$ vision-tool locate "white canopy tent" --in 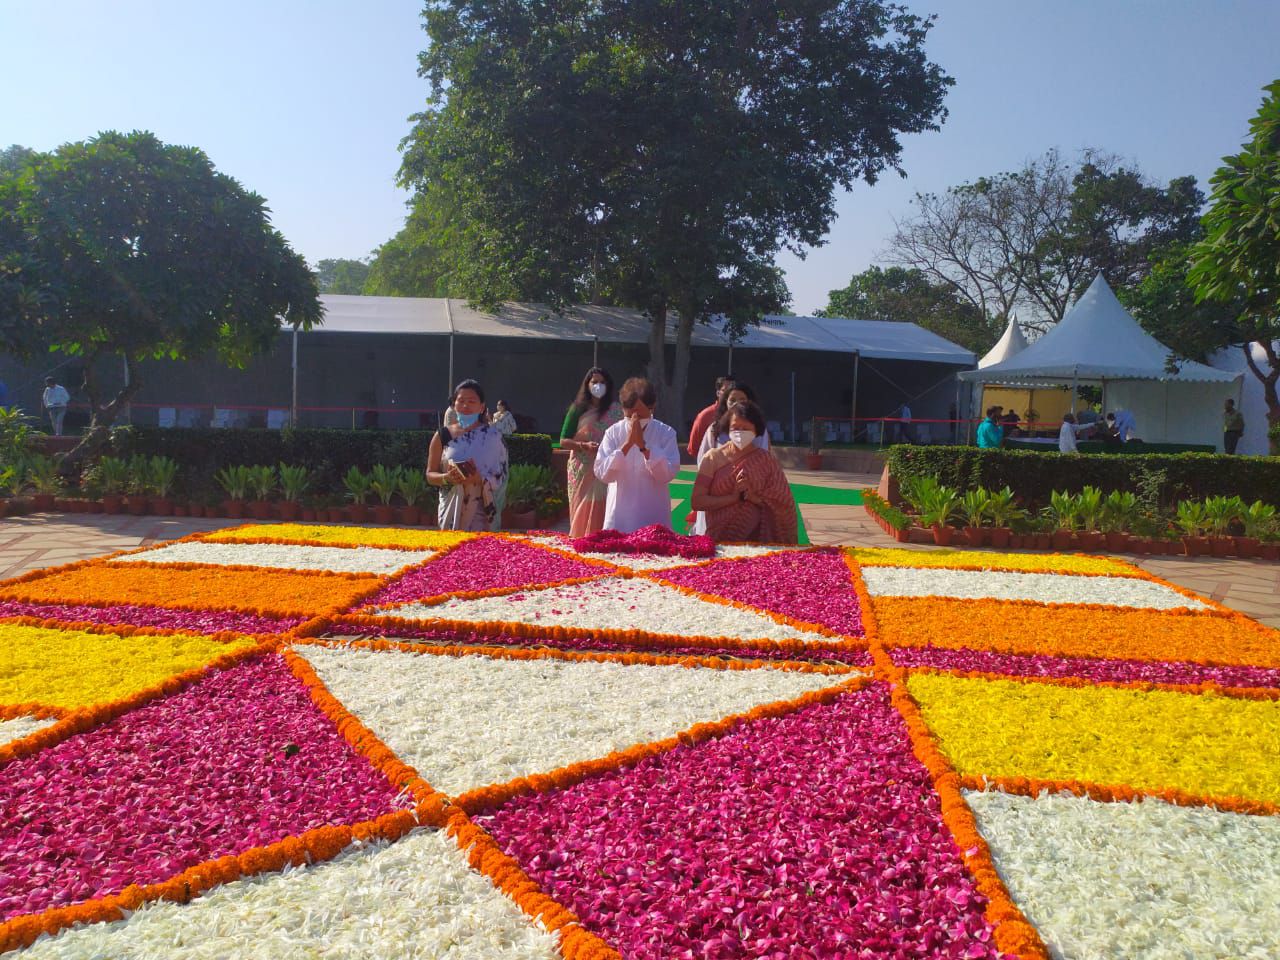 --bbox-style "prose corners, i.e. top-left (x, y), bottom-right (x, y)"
top-left (978, 316), bottom-right (1028, 368)
top-left (958, 275), bottom-right (1242, 449)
